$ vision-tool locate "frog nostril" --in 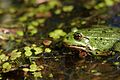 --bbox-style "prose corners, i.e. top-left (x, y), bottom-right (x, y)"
top-left (94, 38), bottom-right (97, 40)
top-left (100, 38), bottom-right (102, 40)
